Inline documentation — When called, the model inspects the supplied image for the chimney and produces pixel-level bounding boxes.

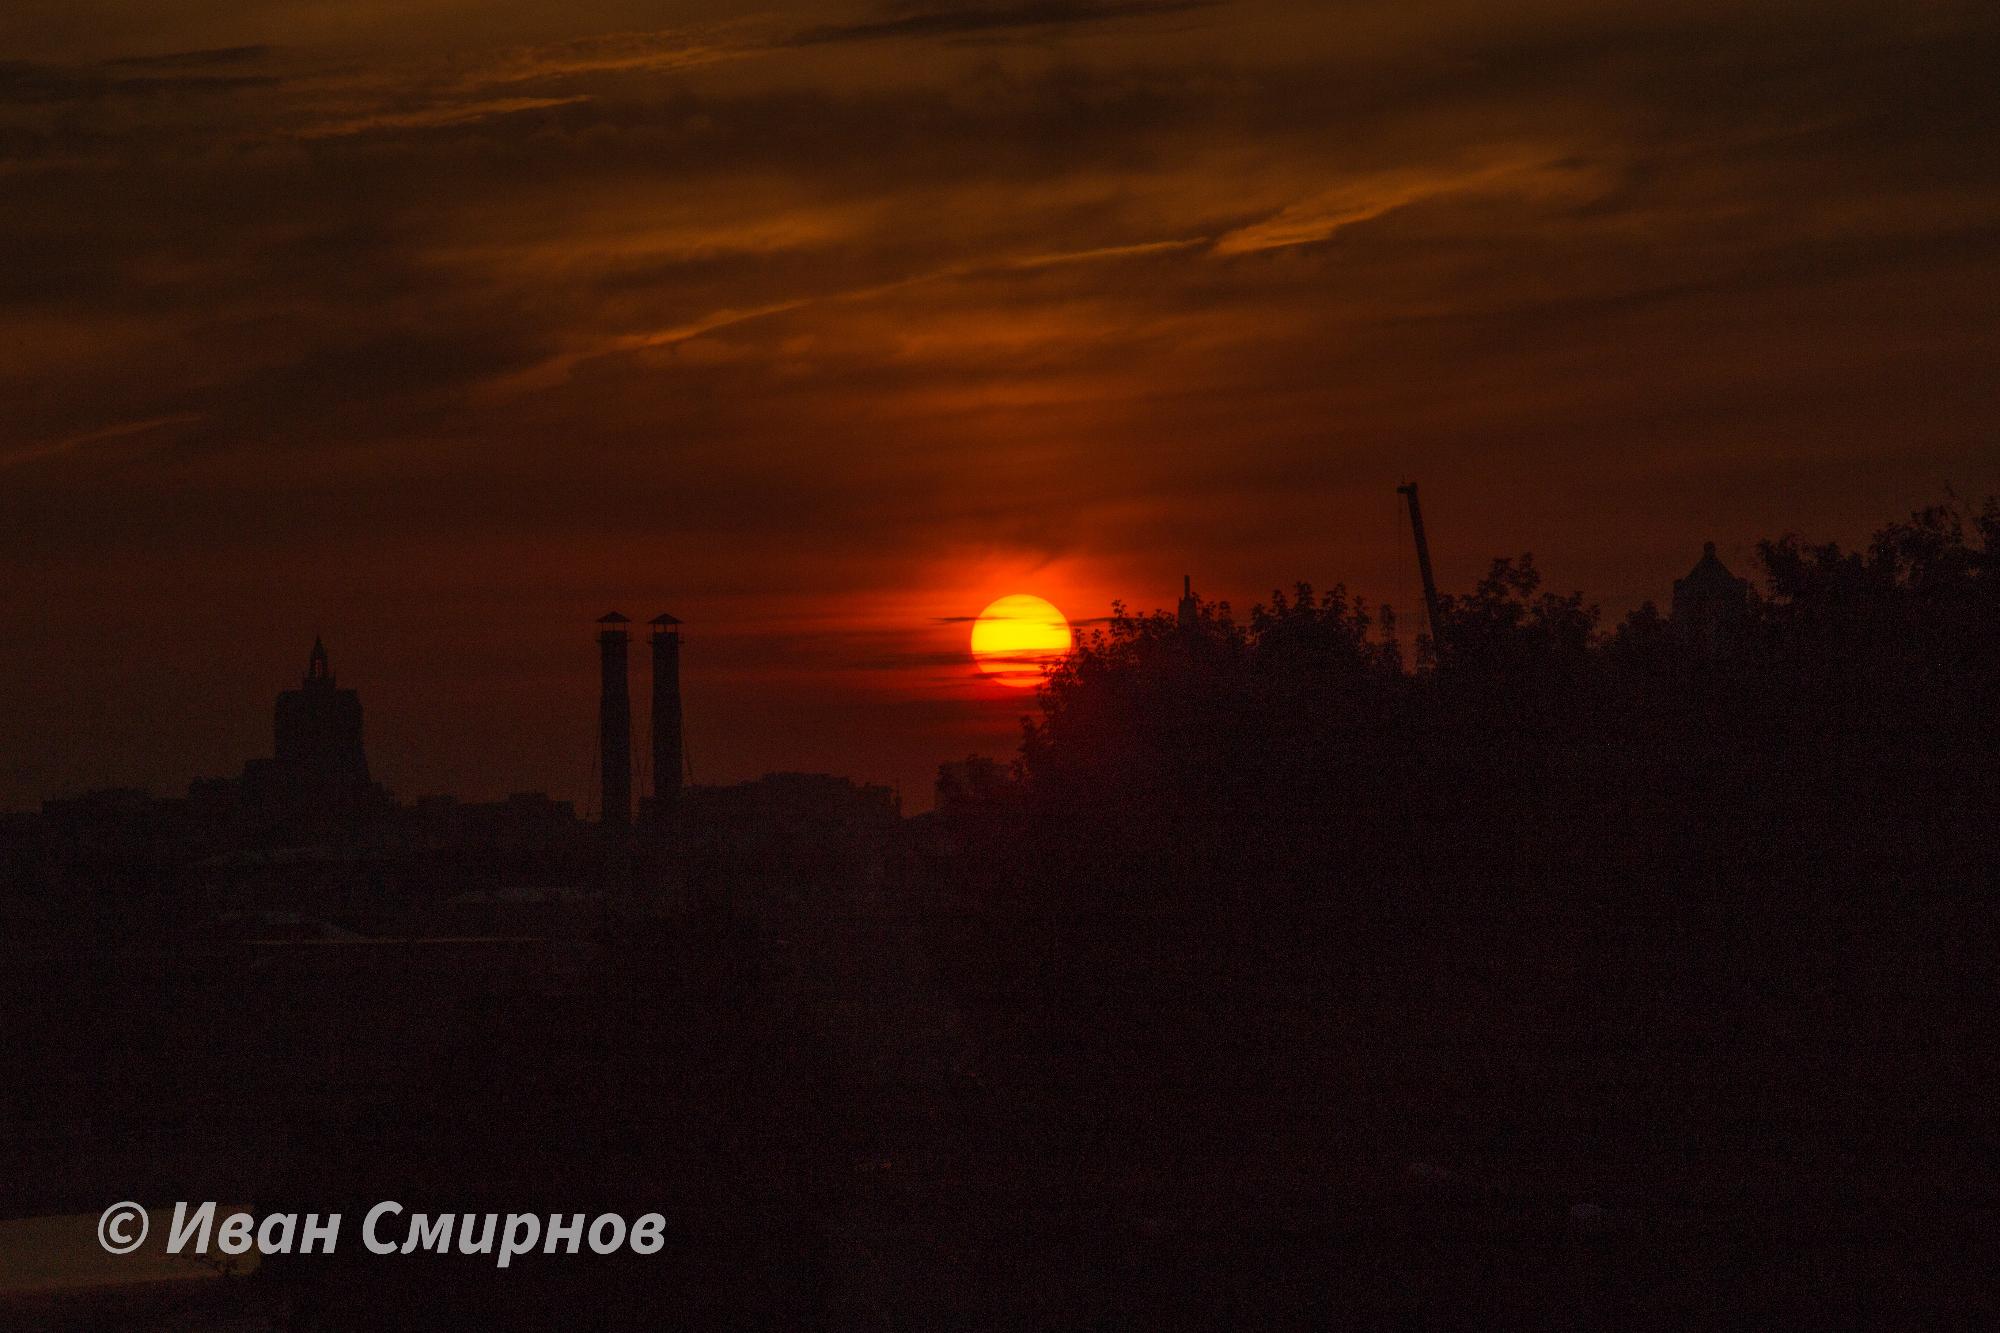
[649,613,684,808]
[596,613,632,826]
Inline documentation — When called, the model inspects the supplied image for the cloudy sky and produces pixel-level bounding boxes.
[2,0,1995,809]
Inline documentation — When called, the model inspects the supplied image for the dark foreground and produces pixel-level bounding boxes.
[3,863,1992,1331]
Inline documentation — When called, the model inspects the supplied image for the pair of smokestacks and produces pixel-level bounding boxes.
[596,612,682,826]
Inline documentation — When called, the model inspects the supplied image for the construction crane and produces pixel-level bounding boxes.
[1396,482,1444,663]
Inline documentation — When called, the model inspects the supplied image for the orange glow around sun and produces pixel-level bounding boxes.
[970,594,1072,688]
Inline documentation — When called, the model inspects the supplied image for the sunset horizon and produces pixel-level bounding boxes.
[5,0,1995,812]
[3,2,1995,1325]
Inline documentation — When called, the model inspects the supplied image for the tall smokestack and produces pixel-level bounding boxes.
[596,612,632,826]
[649,613,684,808]
[656,608,696,804]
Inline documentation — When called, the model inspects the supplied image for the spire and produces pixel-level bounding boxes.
[1682,540,1739,586]
[1177,574,1198,628]
[306,635,331,685]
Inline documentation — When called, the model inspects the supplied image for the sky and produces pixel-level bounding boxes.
[2,0,1996,811]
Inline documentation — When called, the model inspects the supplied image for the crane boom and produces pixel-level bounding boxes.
[1397,482,1443,661]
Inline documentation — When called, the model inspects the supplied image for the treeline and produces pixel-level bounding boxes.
[918,498,1994,1247]
[937,496,1999,908]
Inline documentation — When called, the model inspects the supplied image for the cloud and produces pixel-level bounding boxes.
[102,46,273,70]
[0,43,276,109]
[296,95,591,139]
[475,232,1218,398]
[0,58,278,103]
[469,25,758,86]
[936,614,1115,623]
[1,413,204,471]
[787,0,1220,46]
[1211,154,1608,256]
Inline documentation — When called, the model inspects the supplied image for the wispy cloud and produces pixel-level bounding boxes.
[296,95,590,139]
[2,413,204,471]
[102,46,273,71]
[1212,154,1606,256]
[479,233,1212,397]
[469,24,761,86]
[788,0,1220,46]
[0,59,278,103]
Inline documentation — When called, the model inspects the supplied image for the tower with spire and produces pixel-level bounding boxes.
[1177,575,1199,628]
[270,635,370,798]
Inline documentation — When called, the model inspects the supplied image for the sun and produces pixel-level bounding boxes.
[971,594,1072,689]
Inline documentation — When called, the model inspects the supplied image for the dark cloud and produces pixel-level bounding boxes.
[0,58,279,102]
[102,45,274,69]
[935,614,1114,624]
[787,1,1220,46]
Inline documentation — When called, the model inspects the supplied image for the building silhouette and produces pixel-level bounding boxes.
[239,636,381,829]
[1671,541,1754,656]
[1178,575,1199,628]
[273,637,370,791]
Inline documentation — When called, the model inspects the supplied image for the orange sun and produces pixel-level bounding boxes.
[970,594,1072,688]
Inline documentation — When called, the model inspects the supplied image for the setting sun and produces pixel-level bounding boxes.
[970,594,1072,689]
